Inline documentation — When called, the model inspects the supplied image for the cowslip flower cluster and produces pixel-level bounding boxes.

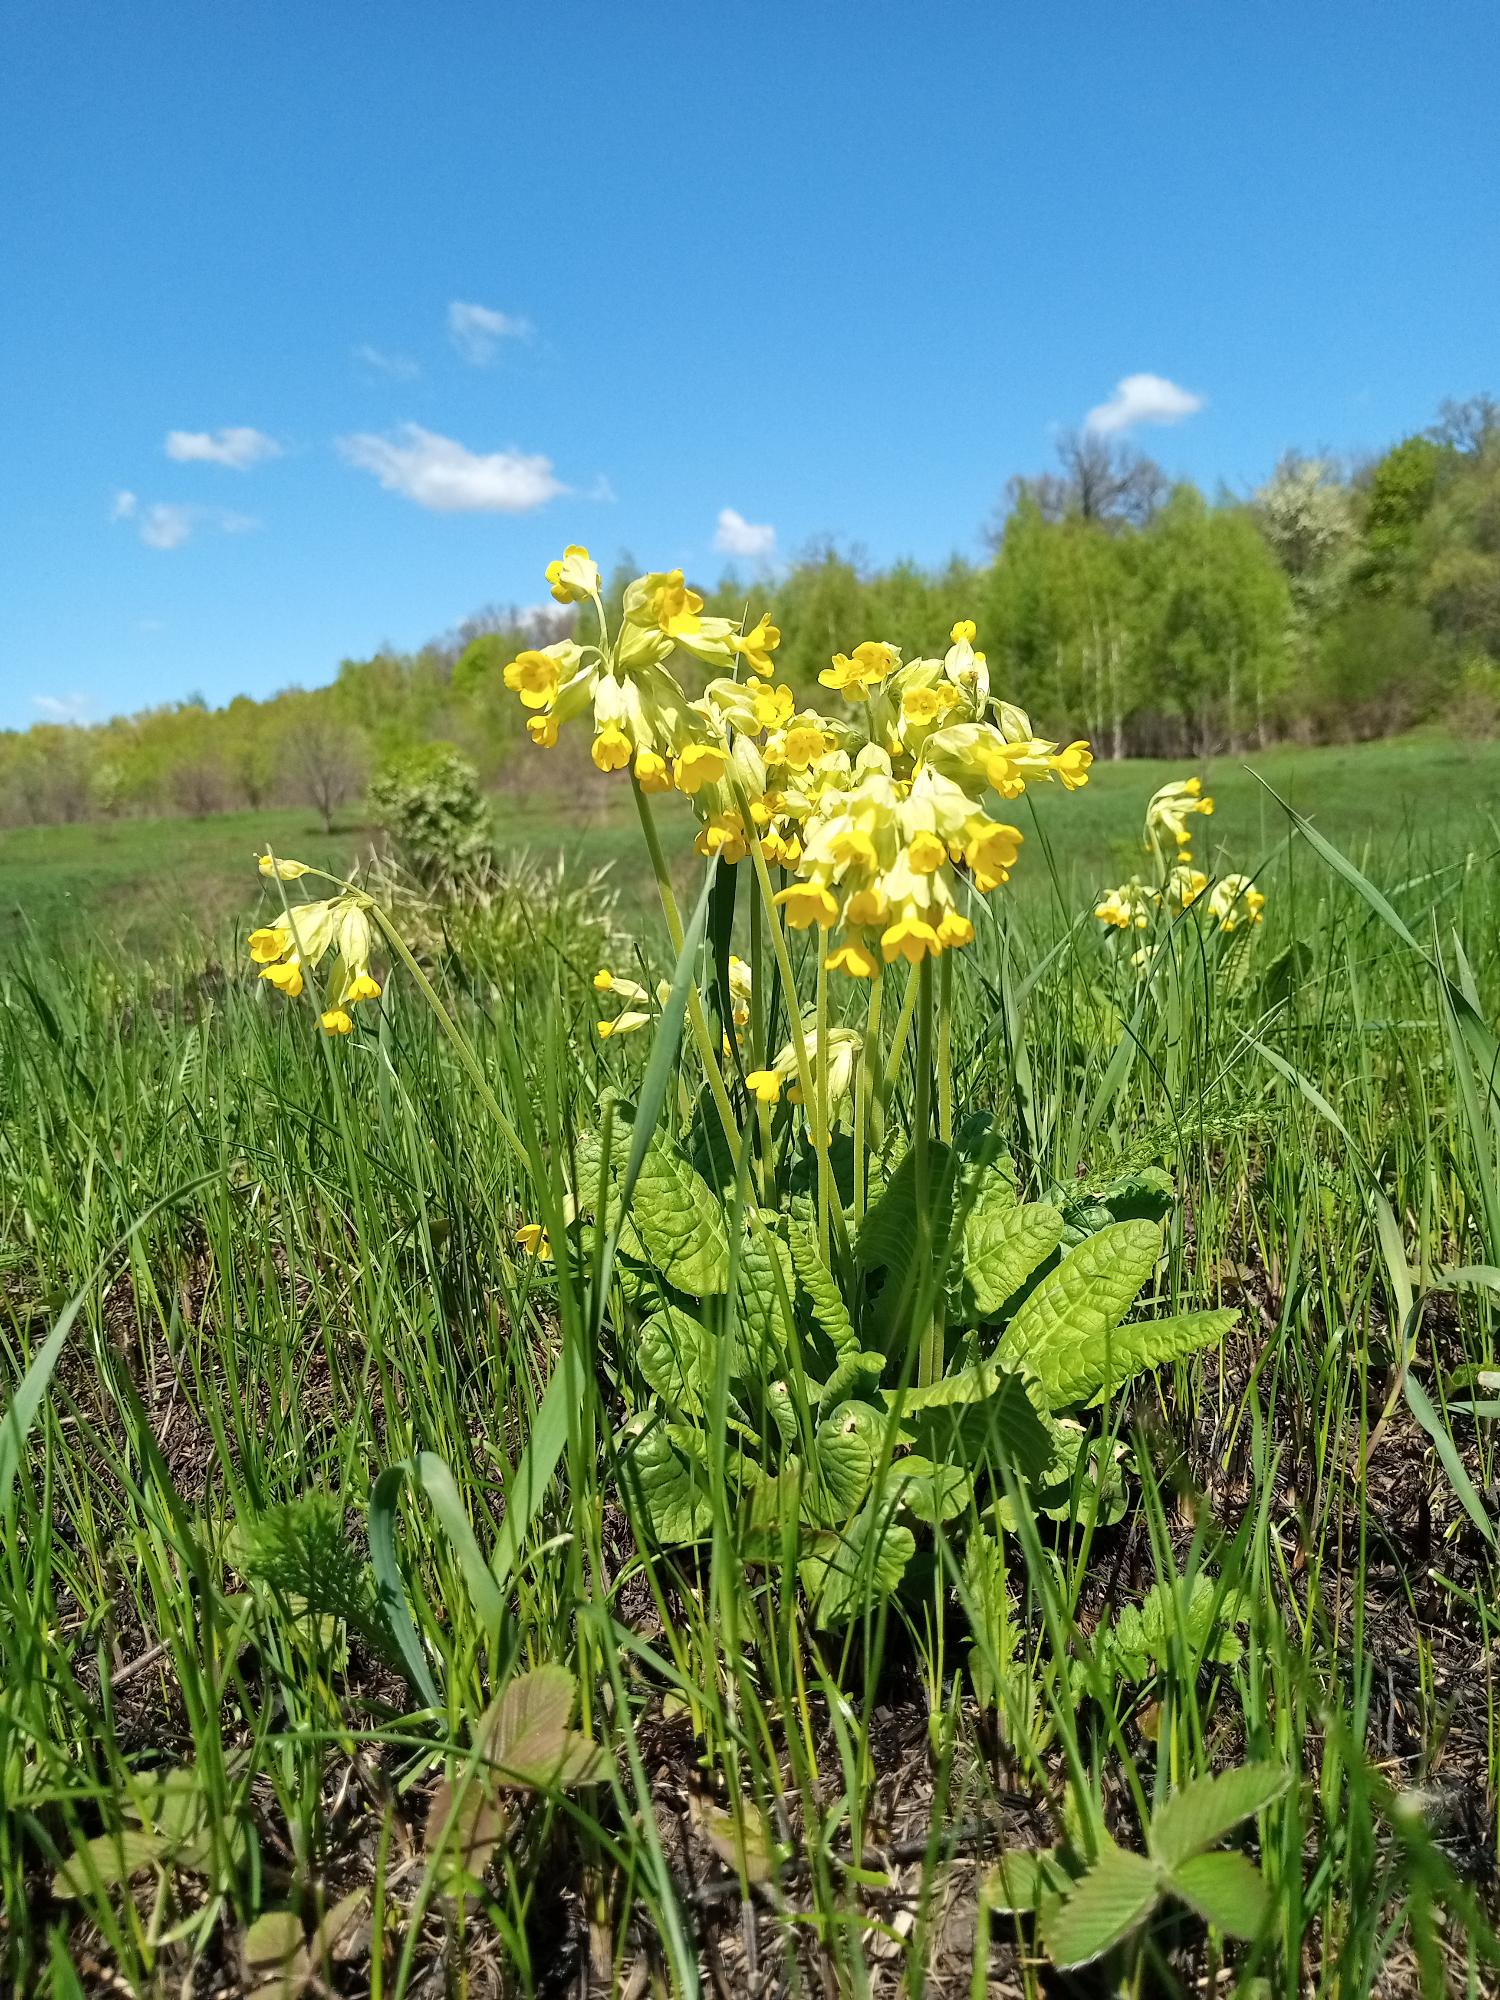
[246,855,382,1034]
[1095,777,1265,959]
[745,1020,862,1117]
[503,549,1094,976]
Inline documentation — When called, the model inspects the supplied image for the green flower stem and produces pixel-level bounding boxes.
[748,883,772,1203]
[879,962,921,1116]
[815,943,831,1263]
[914,955,940,1390]
[937,947,954,1146]
[629,775,741,1151]
[853,966,884,1226]
[370,907,529,1169]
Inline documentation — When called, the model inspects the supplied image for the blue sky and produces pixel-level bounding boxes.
[3,1,1496,733]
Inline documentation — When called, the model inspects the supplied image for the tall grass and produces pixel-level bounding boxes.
[2,812,1498,1995]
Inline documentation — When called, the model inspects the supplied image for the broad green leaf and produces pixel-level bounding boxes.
[1166,1849,1272,1940]
[1149,1764,1290,1871]
[806,1407,878,1523]
[636,1307,713,1417]
[52,1827,173,1899]
[893,1360,1055,1483]
[816,1347,888,1408]
[885,1454,973,1524]
[856,1143,962,1352]
[243,1909,303,1971]
[787,1220,856,1354]
[736,1226,794,1374]
[618,1418,715,1543]
[630,1137,730,1296]
[1040,1840,1161,1968]
[1082,1309,1238,1405]
[982,1846,1071,1915]
[995,1220,1162,1406]
[963,1198,1064,1316]
[799,1495,915,1625]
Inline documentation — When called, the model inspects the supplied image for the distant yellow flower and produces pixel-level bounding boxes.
[634,750,673,793]
[1147,777,1214,853]
[820,640,899,696]
[936,911,974,949]
[732,612,781,677]
[1166,865,1209,910]
[1094,882,1157,931]
[516,1222,553,1260]
[1049,741,1093,790]
[1209,874,1266,930]
[594,968,650,1001]
[745,1068,783,1104]
[320,1008,354,1035]
[545,544,600,604]
[258,854,312,879]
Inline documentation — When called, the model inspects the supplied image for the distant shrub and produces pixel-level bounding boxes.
[368,744,494,892]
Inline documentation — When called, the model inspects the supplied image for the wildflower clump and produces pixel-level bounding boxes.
[246,854,383,1034]
[502,554,1093,975]
[1095,776,1265,962]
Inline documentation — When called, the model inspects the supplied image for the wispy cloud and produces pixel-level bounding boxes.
[33,691,91,723]
[1084,373,1205,435]
[354,342,421,381]
[338,423,563,513]
[714,507,776,560]
[113,498,260,550]
[447,299,532,364]
[164,425,282,469]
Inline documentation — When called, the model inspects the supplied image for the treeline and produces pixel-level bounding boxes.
[5,394,1498,829]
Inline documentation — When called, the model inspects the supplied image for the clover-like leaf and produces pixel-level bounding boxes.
[1040,1839,1161,1968]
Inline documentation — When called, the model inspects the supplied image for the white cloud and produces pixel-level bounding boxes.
[714,507,776,560]
[355,342,421,381]
[1084,373,1204,435]
[338,423,563,513]
[111,489,139,520]
[164,425,282,469]
[120,501,260,550]
[448,299,532,364]
[32,691,91,723]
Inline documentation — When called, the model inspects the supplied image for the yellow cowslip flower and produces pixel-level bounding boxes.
[545,544,600,604]
[844,885,889,928]
[258,854,312,879]
[591,725,634,773]
[346,974,382,1003]
[598,1011,652,1039]
[753,682,796,731]
[899,682,959,730]
[675,742,728,795]
[951,619,977,644]
[783,1025,862,1111]
[1049,741,1093,790]
[1095,882,1157,931]
[261,960,304,997]
[760,823,802,867]
[594,968,650,1001]
[936,911,974,949]
[963,818,1023,890]
[634,749,673,793]
[320,1007,354,1035]
[1166,864,1209,910]
[696,811,749,864]
[516,1221,553,1260]
[528,713,561,748]
[1146,777,1214,853]
[765,712,840,774]
[907,830,947,875]
[732,613,781,677]
[248,923,293,964]
[745,1068,783,1104]
[727,954,753,1029]
[826,939,879,978]
[880,914,942,964]
[504,646,569,709]
[248,890,383,1023]
[820,640,899,697]
[1209,874,1265,930]
[776,882,840,929]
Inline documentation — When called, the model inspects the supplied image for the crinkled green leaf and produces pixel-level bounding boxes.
[736,1226,794,1374]
[892,1359,1054,1482]
[630,1137,730,1296]
[52,1827,175,1899]
[995,1220,1163,1406]
[1149,1764,1289,1871]
[1103,1574,1250,1683]
[787,1220,856,1355]
[884,1454,973,1524]
[806,1405,879,1523]
[816,1347,888,1409]
[964,1198,1064,1316]
[618,1418,715,1543]
[635,1307,713,1418]
[799,1495,915,1625]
